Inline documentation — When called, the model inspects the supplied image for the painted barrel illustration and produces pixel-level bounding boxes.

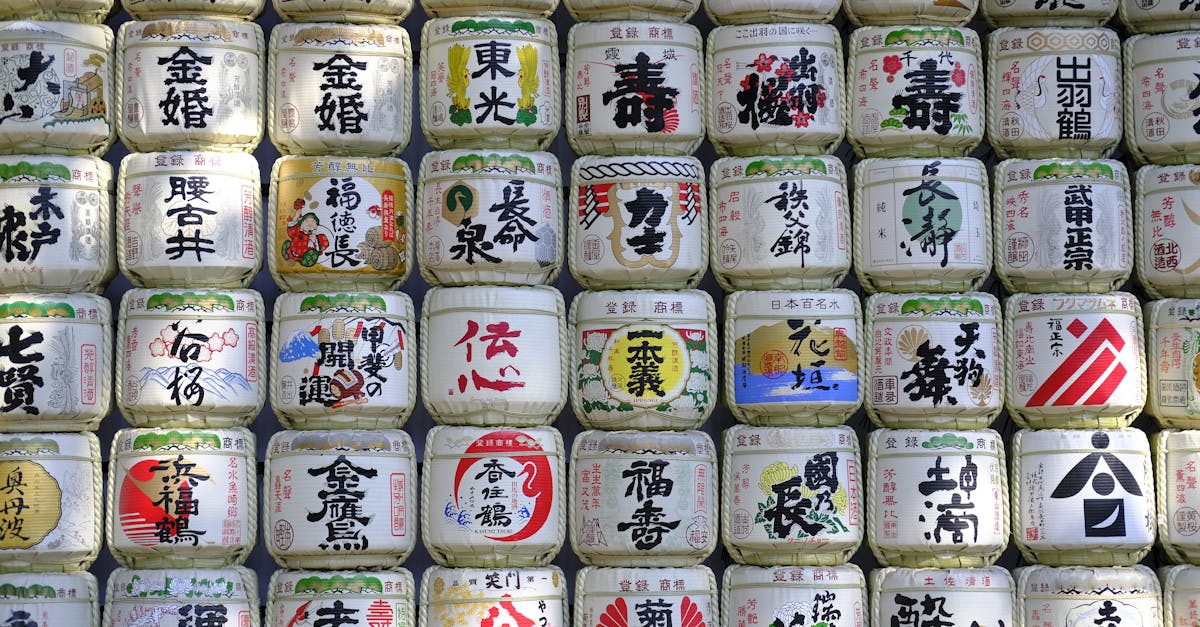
[268,155,413,291]
[704,0,841,24]
[419,566,566,627]
[272,291,415,430]
[570,429,717,566]
[0,433,101,572]
[422,285,566,426]
[418,150,562,286]
[1015,566,1160,627]
[574,566,718,627]
[0,21,113,155]
[0,155,112,294]
[267,569,414,627]
[103,567,259,627]
[867,428,1008,567]
[1006,292,1145,428]
[116,20,264,152]
[1135,165,1200,299]
[423,425,565,567]
[108,428,255,568]
[571,289,717,430]
[1144,300,1200,428]
[1125,32,1200,164]
[1119,0,1200,33]
[722,425,863,565]
[0,293,110,432]
[570,155,707,289]
[269,22,412,157]
[118,151,260,289]
[1154,430,1200,563]
[1012,428,1155,566]
[0,0,112,22]
[983,0,1117,26]
[117,288,264,428]
[865,292,1004,430]
[724,564,866,627]
[872,567,1014,627]
[0,572,97,627]
[993,159,1132,294]
[264,429,416,569]
[843,0,978,25]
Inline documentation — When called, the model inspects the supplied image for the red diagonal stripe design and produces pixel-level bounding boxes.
[1027,319,1126,407]
[1084,361,1128,406]
[1053,347,1115,406]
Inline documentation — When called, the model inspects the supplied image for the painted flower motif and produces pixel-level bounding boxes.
[775,62,794,81]
[792,110,814,127]
[951,62,966,87]
[752,52,776,73]
[739,74,755,92]
[816,87,828,108]
[580,363,601,380]
[883,55,903,76]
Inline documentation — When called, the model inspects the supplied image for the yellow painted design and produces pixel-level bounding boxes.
[0,461,60,550]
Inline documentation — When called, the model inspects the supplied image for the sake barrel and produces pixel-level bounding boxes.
[569,155,707,289]
[867,429,1008,567]
[272,292,416,430]
[722,425,863,565]
[872,567,1015,627]
[987,28,1123,158]
[853,158,991,293]
[0,572,98,627]
[0,294,110,432]
[563,0,699,20]
[422,425,565,567]
[1163,566,1200,627]
[0,0,112,22]
[1126,33,1200,164]
[1155,431,1200,563]
[420,17,559,151]
[574,566,718,627]
[0,22,113,155]
[704,0,841,24]
[117,289,264,428]
[724,565,866,627]
[571,430,716,566]
[420,566,567,627]
[421,0,556,17]
[706,23,844,157]
[566,22,704,156]
[275,0,413,23]
[0,155,113,294]
[847,26,983,157]
[1145,300,1200,428]
[1015,566,1160,627]
[417,150,562,286]
[843,0,978,25]
[1120,0,1200,33]
[1006,292,1146,428]
[269,23,412,157]
[1012,428,1155,566]
[421,285,566,426]
[724,290,863,426]
[571,289,717,431]
[107,428,255,569]
[710,156,850,291]
[983,0,1118,26]
[123,0,263,19]
[264,429,417,569]
[118,151,260,289]
[0,433,101,572]
[865,292,1004,430]
[268,569,415,627]
[268,155,413,291]
[103,567,258,627]
[993,159,1133,294]
[1136,165,1200,299]
[116,20,264,152]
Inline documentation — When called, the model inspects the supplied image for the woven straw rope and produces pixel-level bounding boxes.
[722,290,863,426]
[567,156,708,290]
[116,154,262,289]
[275,0,413,23]
[266,568,415,626]
[1011,430,1154,565]
[866,429,1010,567]
[269,292,417,430]
[420,565,567,627]
[124,0,263,20]
[105,428,258,568]
[102,566,260,627]
[562,0,699,22]
[115,21,265,153]
[703,0,839,25]
[0,1,112,22]
[842,0,977,26]
[415,151,564,287]
[569,290,718,431]
[720,426,862,565]
[263,430,415,569]
[267,156,415,292]
[419,0,554,18]
[421,425,566,567]
[982,0,1115,28]
[420,285,568,426]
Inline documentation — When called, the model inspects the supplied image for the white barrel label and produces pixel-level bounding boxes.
[1137,166,1200,296]
[1161,433,1200,551]
[0,435,98,561]
[876,568,1013,627]
[423,567,565,627]
[0,296,106,421]
[575,567,715,627]
[270,571,412,627]
[726,565,865,627]
[105,568,257,627]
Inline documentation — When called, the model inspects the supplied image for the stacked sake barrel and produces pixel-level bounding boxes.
[413,0,569,624]
[0,0,117,622]
[1121,3,1200,622]
[257,0,423,624]
[102,0,268,624]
